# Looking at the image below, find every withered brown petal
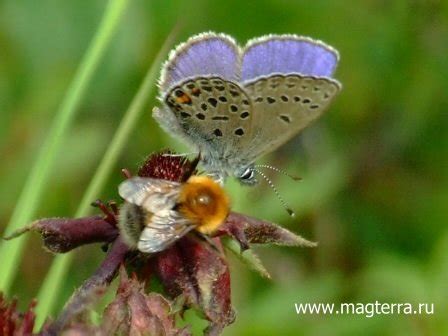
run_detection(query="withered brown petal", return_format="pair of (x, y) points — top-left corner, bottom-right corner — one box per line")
(102, 269), (190, 336)
(218, 212), (317, 249)
(0, 293), (36, 336)
(56, 325), (102, 336)
(151, 236), (235, 335)
(101, 292), (129, 336)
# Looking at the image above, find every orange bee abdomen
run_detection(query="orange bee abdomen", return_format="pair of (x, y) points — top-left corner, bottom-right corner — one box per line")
(177, 176), (230, 234)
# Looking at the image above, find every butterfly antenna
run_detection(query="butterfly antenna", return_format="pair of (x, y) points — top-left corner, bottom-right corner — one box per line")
(254, 168), (295, 217)
(255, 164), (302, 181)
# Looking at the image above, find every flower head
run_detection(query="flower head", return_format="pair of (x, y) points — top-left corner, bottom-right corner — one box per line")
(10, 151), (315, 335)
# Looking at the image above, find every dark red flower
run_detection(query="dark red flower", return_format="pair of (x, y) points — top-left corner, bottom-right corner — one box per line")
(10, 151), (315, 335)
(0, 293), (36, 336)
(137, 149), (198, 182)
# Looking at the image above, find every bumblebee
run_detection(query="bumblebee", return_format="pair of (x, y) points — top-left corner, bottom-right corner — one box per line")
(118, 175), (230, 253)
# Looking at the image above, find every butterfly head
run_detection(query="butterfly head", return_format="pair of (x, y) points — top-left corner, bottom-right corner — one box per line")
(235, 165), (258, 186)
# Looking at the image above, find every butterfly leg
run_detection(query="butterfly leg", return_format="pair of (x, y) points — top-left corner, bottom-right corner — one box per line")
(161, 152), (198, 157)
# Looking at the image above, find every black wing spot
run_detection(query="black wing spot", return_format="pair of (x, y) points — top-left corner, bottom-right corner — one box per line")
(215, 85), (225, 91)
(213, 129), (223, 137)
(302, 98), (311, 104)
(301, 85), (308, 90)
(242, 99), (250, 105)
(314, 87), (320, 91)
(255, 97), (263, 103)
(229, 90), (240, 97)
(279, 115), (291, 123)
(240, 111), (250, 119)
(212, 116), (229, 121)
(196, 113), (206, 120)
(208, 98), (218, 107)
(201, 103), (208, 111)
(280, 95), (289, 102)
(200, 79), (210, 85)
(186, 83), (195, 89)
(294, 96), (301, 102)
(286, 83), (295, 88)
(234, 128), (244, 136)
(230, 105), (238, 112)
(212, 79), (223, 85)
(267, 97), (276, 104)
(324, 93), (330, 99)
(175, 89), (184, 97)
(310, 104), (320, 109)
(202, 86), (213, 92)
(218, 96), (228, 102)
(180, 112), (191, 118)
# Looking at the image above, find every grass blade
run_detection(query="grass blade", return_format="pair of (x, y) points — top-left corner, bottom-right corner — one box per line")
(34, 28), (178, 330)
(0, 0), (130, 293)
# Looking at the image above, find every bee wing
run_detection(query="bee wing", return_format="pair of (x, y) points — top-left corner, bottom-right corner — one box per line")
(137, 210), (195, 253)
(118, 177), (182, 213)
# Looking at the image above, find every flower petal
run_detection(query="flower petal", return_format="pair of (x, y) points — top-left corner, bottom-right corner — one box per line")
(218, 212), (317, 249)
(102, 269), (190, 336)
(0, 293), (36, 336)
(44, 238), (129, 334)
(223, 238), (271, 279)
(3, 216), (118, 253)
(151, 236), (235, 335)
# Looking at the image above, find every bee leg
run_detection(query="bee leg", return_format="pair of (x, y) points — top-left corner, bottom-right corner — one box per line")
(108, 200), (119, 216)
(193, 232), (224, 257)
(121, 168), (132, 179)
(91, 199), (117, 226)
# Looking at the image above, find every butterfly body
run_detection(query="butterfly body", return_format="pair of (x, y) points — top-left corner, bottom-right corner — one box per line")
(154, 32), (341, 184)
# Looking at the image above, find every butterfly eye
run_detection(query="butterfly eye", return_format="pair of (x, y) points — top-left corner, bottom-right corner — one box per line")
(240, 168), (255, 181)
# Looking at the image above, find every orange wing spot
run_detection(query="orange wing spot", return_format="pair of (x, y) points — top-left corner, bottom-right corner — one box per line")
(176, 93), (192, 104)
(177, 176), (230, 234)
(191, 88), (201, 96)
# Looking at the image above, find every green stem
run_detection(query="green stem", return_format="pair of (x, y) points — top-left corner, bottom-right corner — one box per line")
(0, 0), (130, 293)
(34, 29), (177, 330)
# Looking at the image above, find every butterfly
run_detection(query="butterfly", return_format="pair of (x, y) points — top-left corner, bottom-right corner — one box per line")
(153, 32), (341, 185)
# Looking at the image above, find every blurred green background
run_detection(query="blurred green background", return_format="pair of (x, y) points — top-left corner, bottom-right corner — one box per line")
(1, 0), (447, 335)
